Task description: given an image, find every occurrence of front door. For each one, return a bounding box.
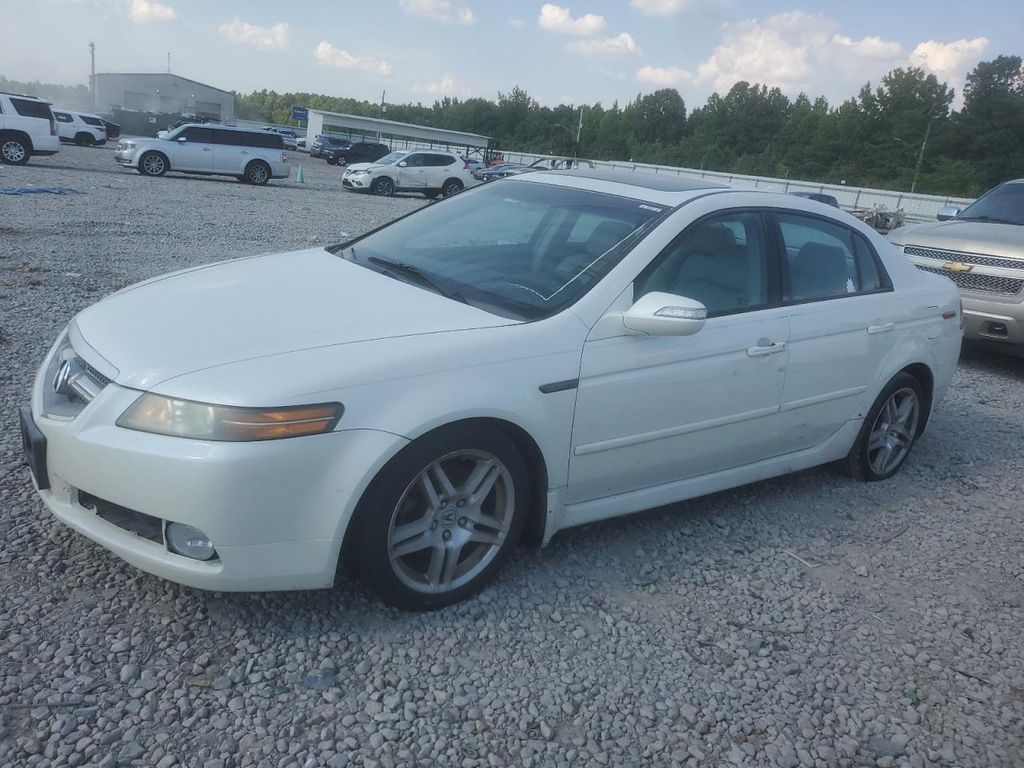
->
[396,153,428,189]
[172,126,214,171]
[567,210,790,504]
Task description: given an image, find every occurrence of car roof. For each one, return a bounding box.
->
[0,91,49,101]
[516,168,727,205]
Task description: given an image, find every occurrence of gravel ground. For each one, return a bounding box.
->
[1,145,1023,768]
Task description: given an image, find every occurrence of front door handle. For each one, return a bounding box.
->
[867,322,895,335]
[747,341,786,357]
[202,147,211,151]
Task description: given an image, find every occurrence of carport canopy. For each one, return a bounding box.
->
[305,109,492,154]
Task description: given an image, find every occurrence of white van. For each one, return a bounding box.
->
[52,109,107,146]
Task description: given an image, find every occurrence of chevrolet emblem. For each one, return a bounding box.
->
[944,262,973,273]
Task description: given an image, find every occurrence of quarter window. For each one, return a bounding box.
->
[54,112,74,123]
[776,214,885,301]
[636,212,771,317]
[10,98,52,120]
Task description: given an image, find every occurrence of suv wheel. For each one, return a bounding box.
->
[371,177,395,196]
[442,178,464,197]
[244,160,271,186]
[138,151,168,177]
[1,135,30,165]
[74,133,93,147]
[352,423,529,610]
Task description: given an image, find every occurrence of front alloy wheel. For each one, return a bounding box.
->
[843,372,923,481]
[371,177,395,196]
[353,425,529,610]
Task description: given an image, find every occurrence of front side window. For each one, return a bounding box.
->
[334,180,664,320]
[403,154,426,168]
[636,212,771,316]
[180,127,213,143]
[777,213,884,301]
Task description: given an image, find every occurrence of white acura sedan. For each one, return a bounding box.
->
[21,171,961,609]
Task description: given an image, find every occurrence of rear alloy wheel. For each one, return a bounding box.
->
[441,178,464,197]
[371,177,395,196]
[138,151,167,176]
[353,425,529,610]
[842,372,923,481]
[1,136,29,165]
[245,160,271,186]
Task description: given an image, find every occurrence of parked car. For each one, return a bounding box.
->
[21,170,960,610]
[342,149,476,198]
[0,91,60,165]
[325,141,390,167]
[52,109,107,146]
[474,163,530,182]
[791,191,841,208]
[309,135,351,159]
[888,179,1024,353]
[262,127,297,151]
[463,157,485,173]
[114,123,289,185]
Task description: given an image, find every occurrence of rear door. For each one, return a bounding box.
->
[770,211,898,452]
[423,153,457,188]
[172,126,214,171]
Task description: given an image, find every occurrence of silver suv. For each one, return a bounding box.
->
[0,91,61,165]
[114,123,290,185]
[889,179,1024,353]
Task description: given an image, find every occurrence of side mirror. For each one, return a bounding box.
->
[177,136,187,142]
[937,206,961,221]
[622,292,707,337]
[397,161,408,167]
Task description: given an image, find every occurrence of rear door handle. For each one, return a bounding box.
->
[747,341,786,357]
[867,322,895,335]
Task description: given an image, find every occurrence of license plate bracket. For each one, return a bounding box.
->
[19,406,50,490]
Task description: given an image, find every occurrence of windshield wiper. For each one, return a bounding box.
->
[366,256,468,305]
[958,215,1020,226]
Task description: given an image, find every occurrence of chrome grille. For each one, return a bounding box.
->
[905,245,1024,272]
[916,265,1024,295]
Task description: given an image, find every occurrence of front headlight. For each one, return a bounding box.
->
[117,394,343,441]
[350,170,367,176]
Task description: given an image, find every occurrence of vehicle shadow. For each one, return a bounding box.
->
[960,341,1024,379]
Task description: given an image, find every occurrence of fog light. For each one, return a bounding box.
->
[165,522,217,561]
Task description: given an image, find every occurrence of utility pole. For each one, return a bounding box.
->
[911,113,933,194]
[574,106,584,162]
[89,41,96,111]
[377,89,386,141]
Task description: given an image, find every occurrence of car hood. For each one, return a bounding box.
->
[73,248,515,390]
[889,220,1024,261]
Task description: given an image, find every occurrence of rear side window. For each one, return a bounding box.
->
[80,115,104,127]
[54,111,73,123]
[422,154,456,166]
[11,98,52,120]
[776,213,887,302]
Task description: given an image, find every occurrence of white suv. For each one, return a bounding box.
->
[53,109,107,146]
[114,123,290,185]
[0,91,60,165]
[342,149,477,198]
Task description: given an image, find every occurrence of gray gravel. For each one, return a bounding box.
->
[2,145,1023,767]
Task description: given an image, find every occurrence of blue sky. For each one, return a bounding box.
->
[4,0,1021,109]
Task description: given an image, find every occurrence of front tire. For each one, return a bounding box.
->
[138,151,168,176]
[371,177,395,196]
[441,178,464,197]
[842,372,923,481]
[74,133,92,147]
[353,424,530,610]
[244,160,271,185]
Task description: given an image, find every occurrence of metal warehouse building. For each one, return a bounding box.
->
[94,73,234,121]
[306,109,492,156]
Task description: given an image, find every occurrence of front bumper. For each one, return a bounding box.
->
[342,174,371,190]
[27,369,407,591]
[962,294,1024,347]
[114,149,137,166]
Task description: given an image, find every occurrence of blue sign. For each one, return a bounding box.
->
[291,106,309,122]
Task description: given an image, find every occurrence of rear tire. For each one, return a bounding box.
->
[138,151,168,176]
[841,372,924,481]
[0,134,30,165]
[352,424,529,610]
[244,160,271,186]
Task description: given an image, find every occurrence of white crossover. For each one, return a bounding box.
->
[21,171,962,609]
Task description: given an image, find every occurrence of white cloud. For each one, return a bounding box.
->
[413,73,471,97]
[124,0,175,23]
[566,32,641,57]
[832,34,901,59]
[218,18,289,51]
[398,0,474,25]
[313,42,391,75]
[630,0,693,15]
[910,38,989,81]
[538,4,606,36]
[636,65,695,87]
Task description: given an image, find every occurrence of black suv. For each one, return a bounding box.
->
[325,141,391,166]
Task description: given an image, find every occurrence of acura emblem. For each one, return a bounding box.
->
[944,262,973,273]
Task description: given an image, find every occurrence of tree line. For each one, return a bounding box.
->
[235,55,1024,197]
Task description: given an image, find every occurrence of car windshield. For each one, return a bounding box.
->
[958,183,1024,226]
[332,179,666,320]
[163,126,186,141]
[373,151,408,165]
